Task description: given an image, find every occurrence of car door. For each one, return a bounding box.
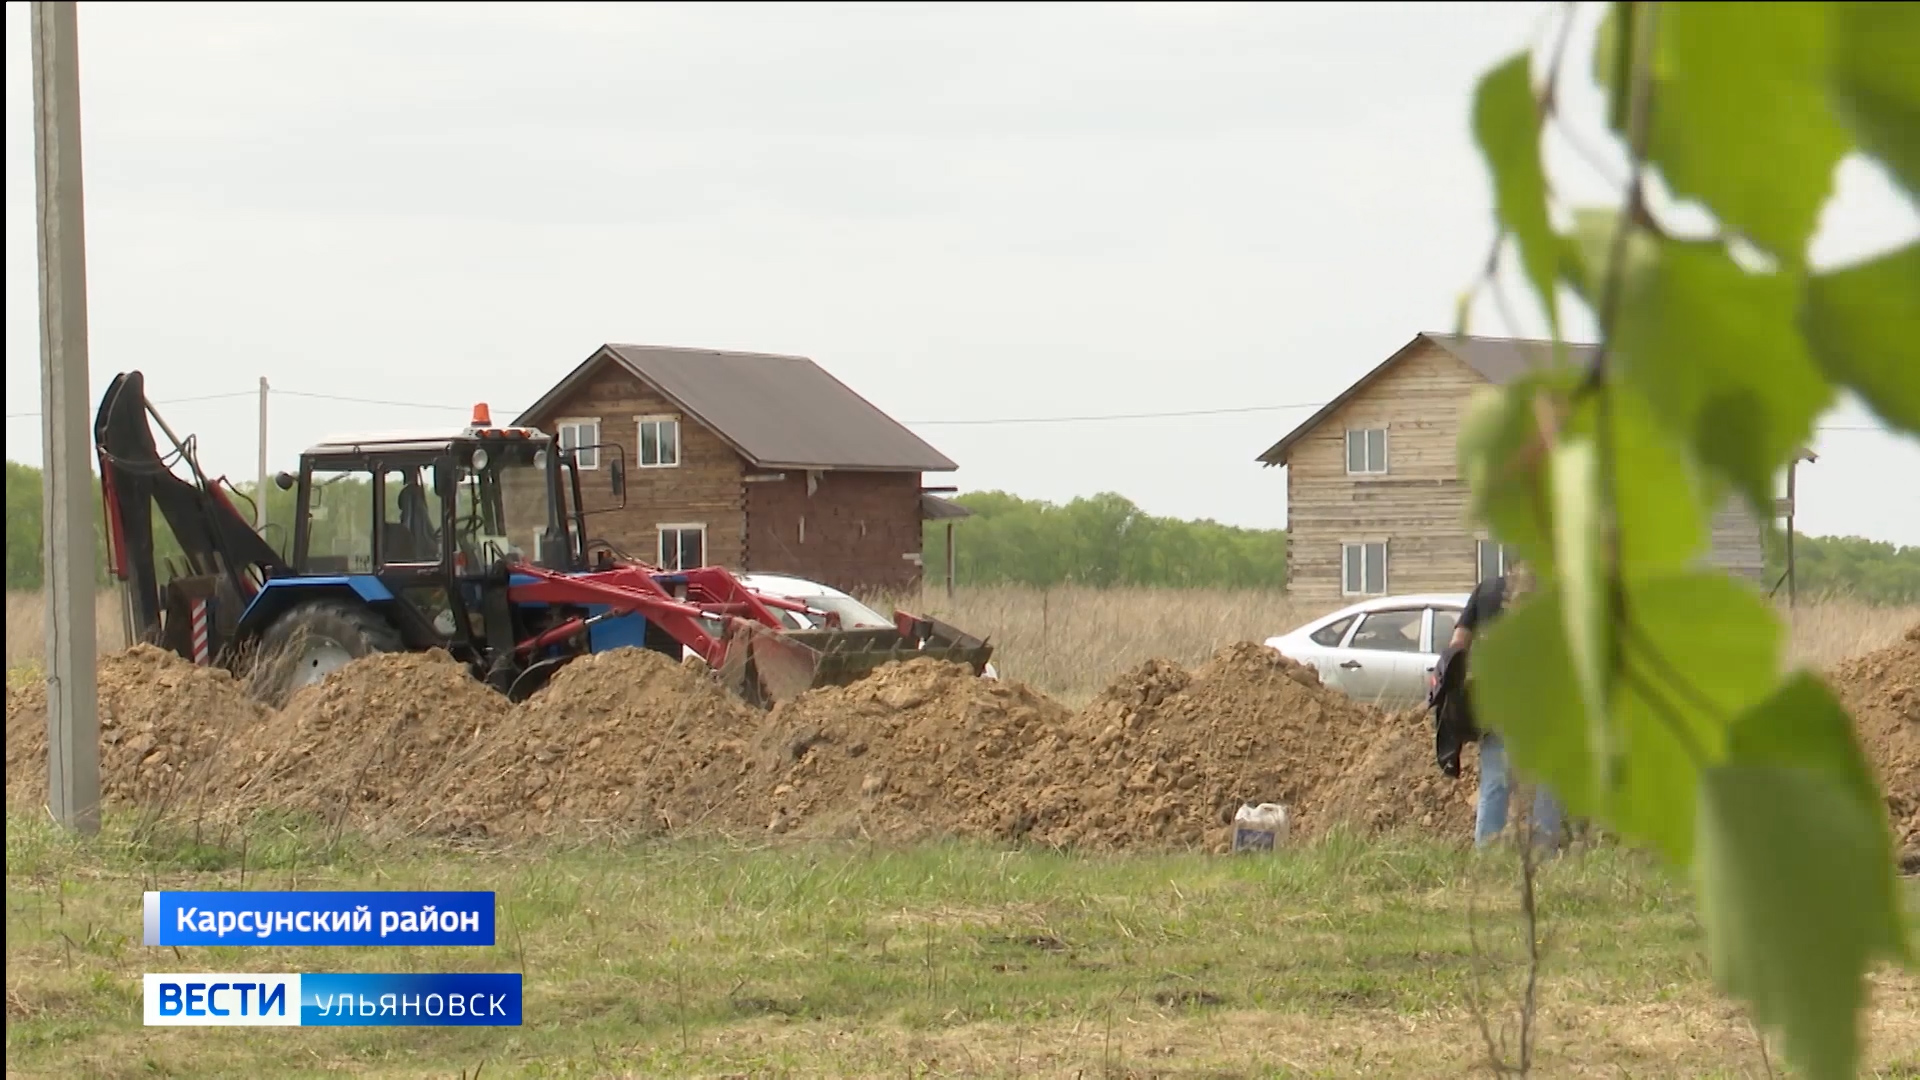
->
[1277,611,1361,685]
[1334,607,1427,706]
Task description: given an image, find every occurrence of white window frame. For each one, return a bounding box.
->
[635,414,681,469]
[1341,540,1389,597]
[1344,427,1389,475]
[1476,538,1513,583]
[656,522,707,571]
[556,417,601,470]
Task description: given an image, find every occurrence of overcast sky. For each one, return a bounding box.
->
[7,2,1917,543]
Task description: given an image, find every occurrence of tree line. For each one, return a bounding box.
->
[921,490,1290,589]
[6,460,372,590]
[8,460,1919,601]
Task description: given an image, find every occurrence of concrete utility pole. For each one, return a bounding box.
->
[257,377,270,528]
[33,0,100,833]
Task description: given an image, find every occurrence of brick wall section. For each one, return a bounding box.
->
[745,469,926,592]
[534,369,747,567]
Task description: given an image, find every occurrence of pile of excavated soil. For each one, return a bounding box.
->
[1314,710,1478,839]
[453,647,764,837]
[222,650,514,831]
[1002,643,1391,850]
[1828,623,1920,854]
[749,656,1075,841]
[5,645,268,811]
[25,628,1909,856]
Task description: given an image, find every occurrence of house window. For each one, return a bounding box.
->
[637,415,680,468]
[1345,428,1388,475]
[1477,539,1514,583]
[657,523,706,570]
[557,418,599,469]
[1342,541,1388,596]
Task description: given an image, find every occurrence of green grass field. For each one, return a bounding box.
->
[6,811,1918,1079]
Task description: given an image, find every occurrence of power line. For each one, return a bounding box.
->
[4,388,254,419]
[3,384,1905,434]
[273,388,504,412]
[901,401,1327,426]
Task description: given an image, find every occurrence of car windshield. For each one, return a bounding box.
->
[791,593,893,630]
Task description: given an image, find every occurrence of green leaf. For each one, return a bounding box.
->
[1473,570,1780,865]
[1729,673,1900,843]
[1613,240,1833,519]
[1473,52,1560,334]
[1469,586,1600,820]
[1590,3,1632,135]
[1828,2,1920,198]
[1629,3,1853,263]
[1607,384,1709,570]
[1549,438,1612,762]
[1696,763,1905,1080]
[1456,374,1583,571]
[1801,243,1920,433]
[1559,207,1660,306]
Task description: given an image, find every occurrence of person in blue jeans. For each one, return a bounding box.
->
[1449,559,1565,851]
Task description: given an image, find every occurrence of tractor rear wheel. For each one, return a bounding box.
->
[255,599,403,707]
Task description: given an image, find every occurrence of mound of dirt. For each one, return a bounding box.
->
[451,647,765,837]
[5,645,269,810]
[750,657,1074,841]
[223,649,514,831]
[1315,710,1478,838]
[1827,624,1920,852]
[1006,643,1390,850]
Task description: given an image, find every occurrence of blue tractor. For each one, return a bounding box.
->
[94,371,994,705]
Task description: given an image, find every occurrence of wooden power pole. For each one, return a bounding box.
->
[33,0,100,834]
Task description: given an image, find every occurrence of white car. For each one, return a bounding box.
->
[700,573,1000,680]
[1264,593,1469,707]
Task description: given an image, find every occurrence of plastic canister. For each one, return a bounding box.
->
[1231,803,1290,853]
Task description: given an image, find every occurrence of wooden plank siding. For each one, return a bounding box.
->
[1281,337,1770,605]
[1284,340,1485,608]
[1706,498,1766,582]
[531,368,747,568]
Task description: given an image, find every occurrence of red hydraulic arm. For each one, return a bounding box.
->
[503,561,811,666]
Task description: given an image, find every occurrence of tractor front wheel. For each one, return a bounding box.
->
[255,599,403,707]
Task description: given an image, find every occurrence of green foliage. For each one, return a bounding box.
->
[1800,244,1920,432]
[1826,3,1920,197]
[922,491,1287,589]
[5,461,47,591]
[1627,3,1849,263]
[1473,52,1562,334]
[1464,4,1917,1076]
[2,459,372,591]
[1701,674,1906,1079]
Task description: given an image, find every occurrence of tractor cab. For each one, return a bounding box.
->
[277,404,622,581]
[233,405,631,693]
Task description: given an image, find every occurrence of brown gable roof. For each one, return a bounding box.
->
[1255,331,1598,466]
[1256,332,1815,467]
[516,344,958,473]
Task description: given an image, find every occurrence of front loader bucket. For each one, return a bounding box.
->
[716,614,995,706]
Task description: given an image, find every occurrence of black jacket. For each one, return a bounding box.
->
[1429,642,1480,777]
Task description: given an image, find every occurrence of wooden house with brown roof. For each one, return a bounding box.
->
[1257,332,1806,607]
[515,344,965,590]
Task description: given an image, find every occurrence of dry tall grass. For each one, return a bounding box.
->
[5,590,130,672]
[7,586,1914,703]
